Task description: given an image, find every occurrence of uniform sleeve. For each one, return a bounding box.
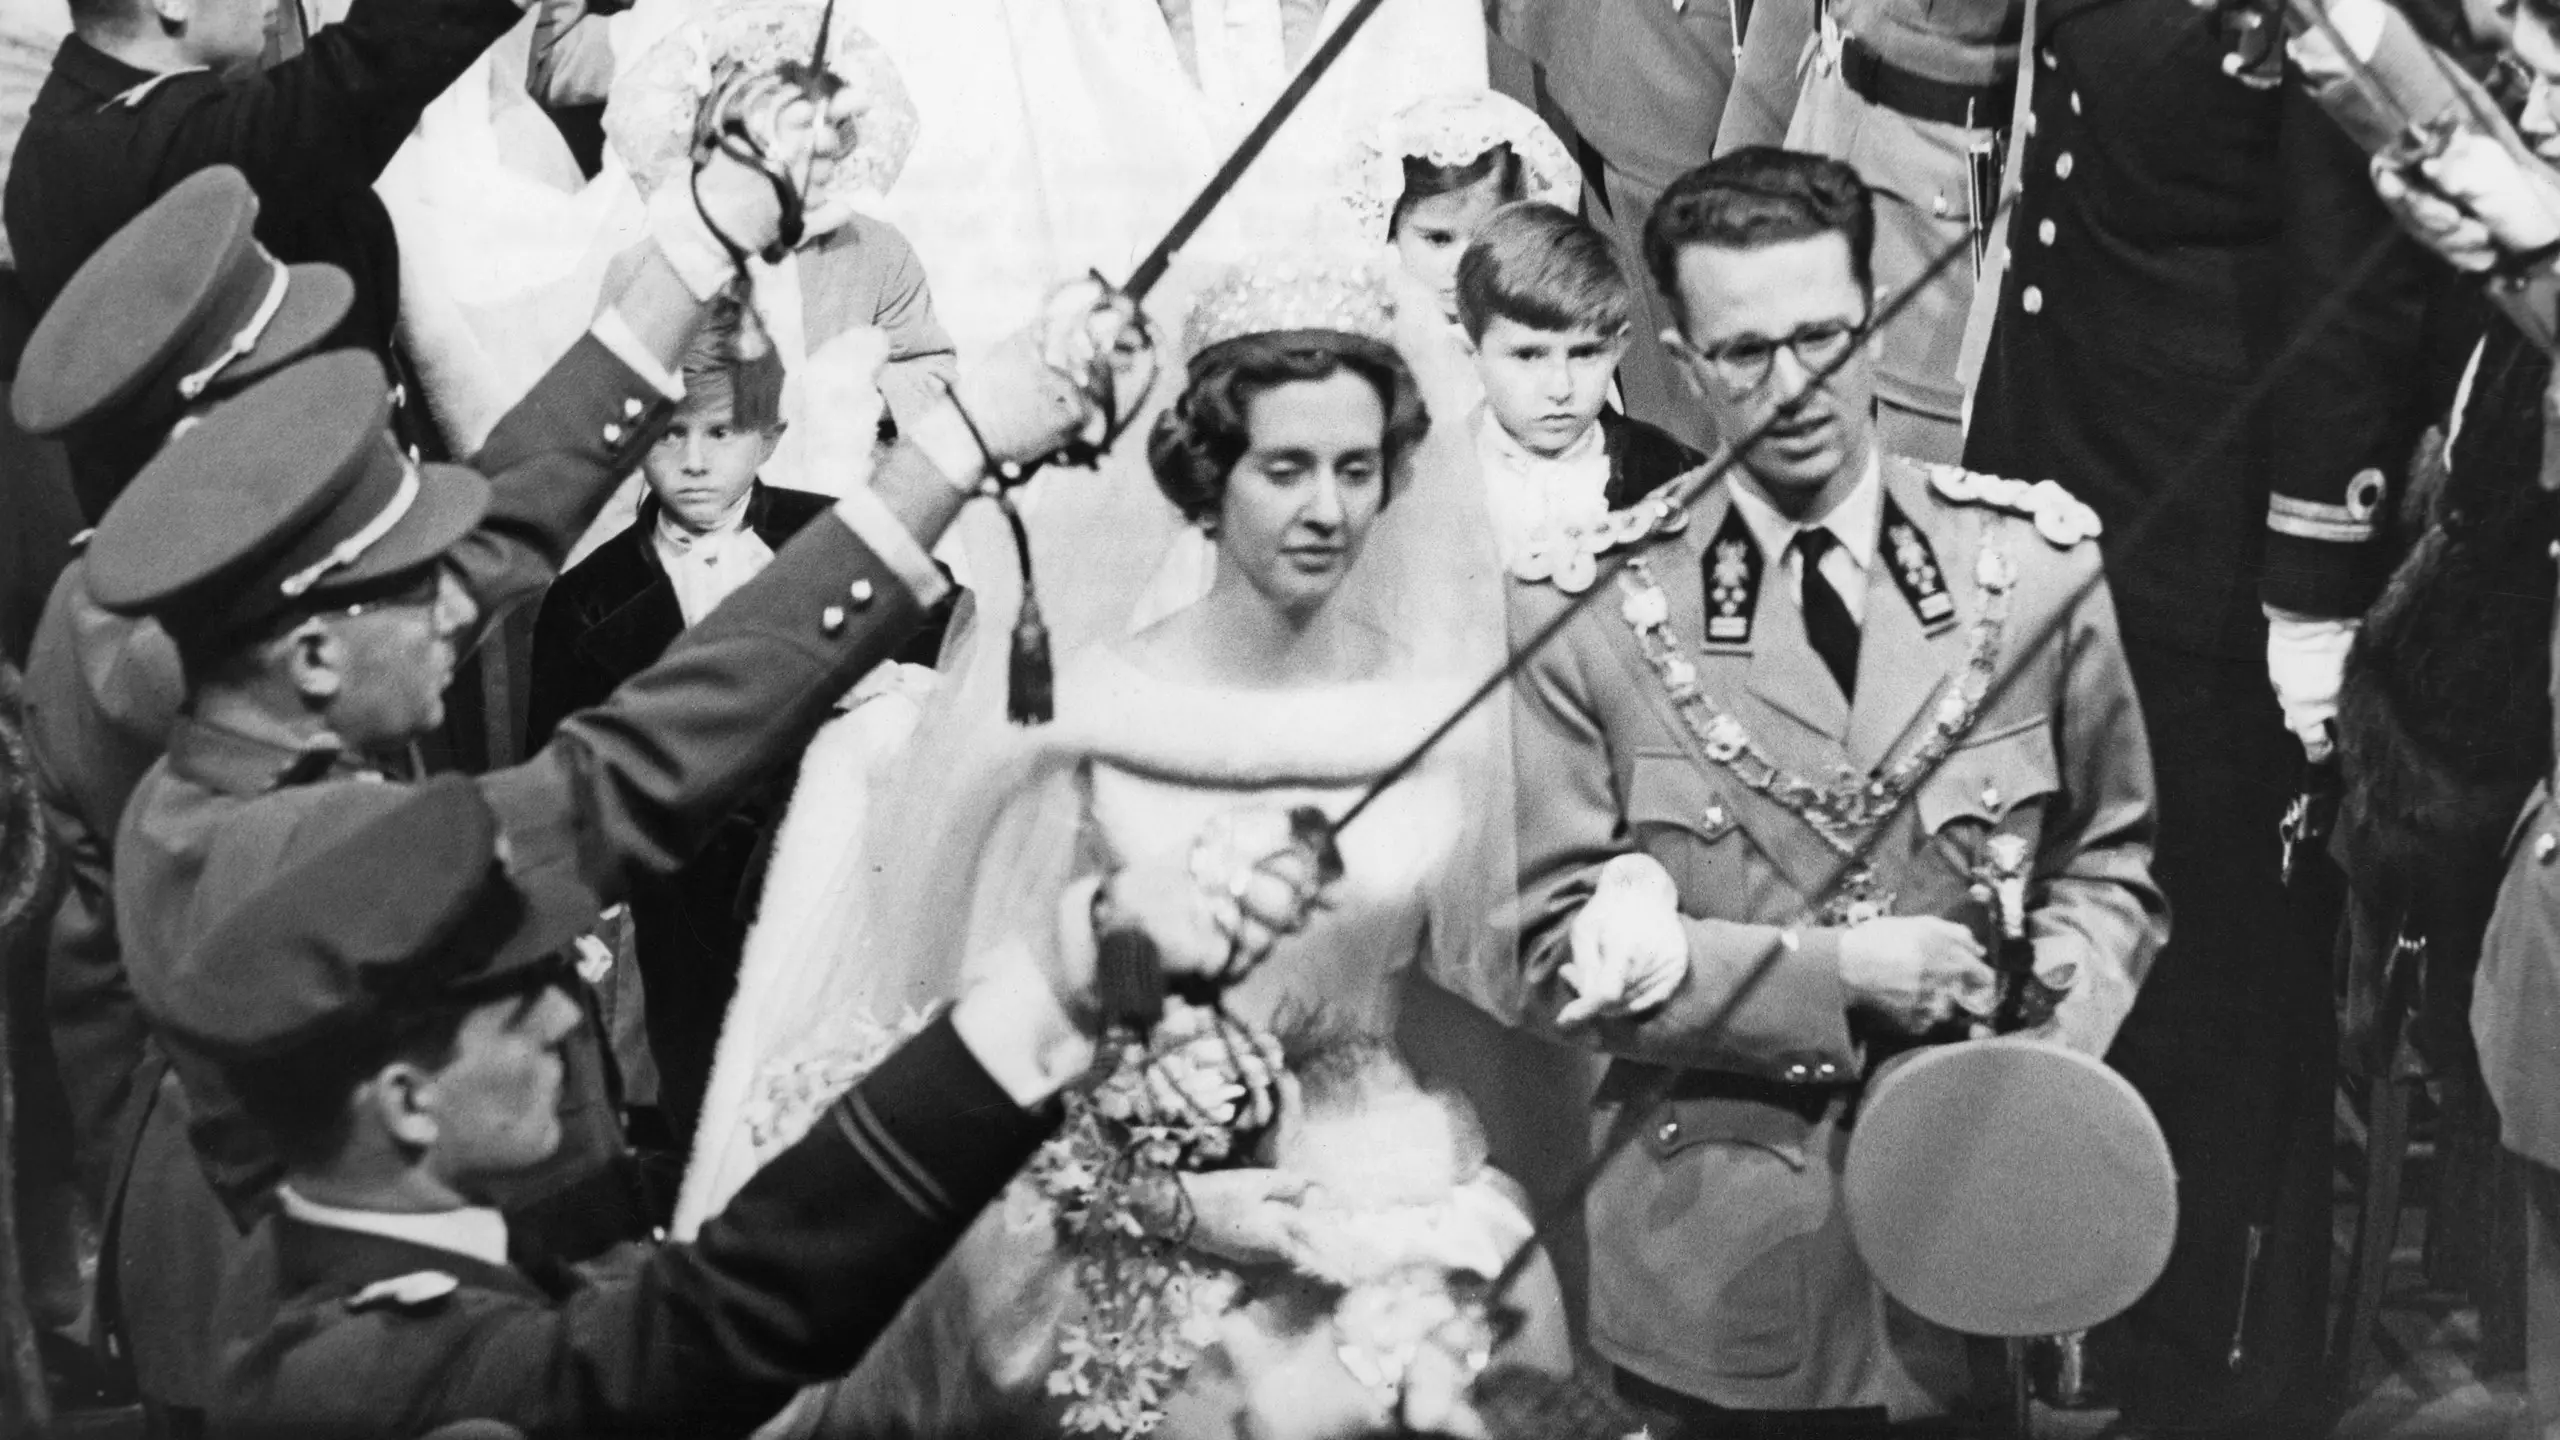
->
[335,1012,1057,1434]
[442,333,678,640]
[2262,81,2437,619]
[39,794,143,1208]
[147,0,524,197]
[477,475,938,899]
[1509,605,1860,1075]
[2026,567,2168,1056]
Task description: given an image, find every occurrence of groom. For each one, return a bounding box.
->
[1507,149,2166,1433]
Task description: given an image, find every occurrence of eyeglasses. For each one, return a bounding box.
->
[1691,316,1869,393]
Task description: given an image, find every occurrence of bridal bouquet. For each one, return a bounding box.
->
[1031,1001,1283,1437]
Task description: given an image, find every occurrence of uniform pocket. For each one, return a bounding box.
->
[1915,717,2061,835]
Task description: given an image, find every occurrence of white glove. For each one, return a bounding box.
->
[1559,854,1688,1026]
[2374,132,2560,273]
[2266,610,2359,763]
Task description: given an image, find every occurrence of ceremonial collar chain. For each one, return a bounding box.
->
[1614,541,2018,856]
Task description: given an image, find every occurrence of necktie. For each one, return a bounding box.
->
[1794,527,1860,702]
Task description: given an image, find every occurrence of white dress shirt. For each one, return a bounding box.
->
[1475,408,1614,565]
[653,491,777,627]
[278,1184,510,1268]
[1727,448,1883,624]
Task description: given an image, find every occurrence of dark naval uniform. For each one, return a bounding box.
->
[1510,455,2163,1419]
[2,0,519,390]
[1961,0,2435,1420]
[144,776,1057,1440]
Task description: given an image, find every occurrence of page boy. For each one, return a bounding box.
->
[1458,201,1704,567]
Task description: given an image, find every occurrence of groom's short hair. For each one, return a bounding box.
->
[1642,148,1876,328]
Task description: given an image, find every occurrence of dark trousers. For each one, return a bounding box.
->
[2100,639,2334,1432]
[1614,1367,1976,1440]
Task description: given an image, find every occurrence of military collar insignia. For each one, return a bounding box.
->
[1925,464,2102,549]
[1879,497,1956,635]
[1615,539,2020,856]
[1700,507,1761,649]
[1508,475,1693,594]
[345,1270,460,1314]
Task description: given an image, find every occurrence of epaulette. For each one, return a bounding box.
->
[1509,476,1693,595]
[345,1271,461,1315]
[1924,464,2102,549]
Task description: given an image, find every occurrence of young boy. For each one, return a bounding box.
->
[528,301,941,1148]
[1457,202,1703,566]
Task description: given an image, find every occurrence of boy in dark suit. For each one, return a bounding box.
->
[528,302,913,1144]
[1457,201,1702,574]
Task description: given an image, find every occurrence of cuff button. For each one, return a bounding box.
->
[821,604,848,636]
[1655,1118,1681,1146]
[849,578,876,607]
[602,423,625,444]
[623,397,646,419]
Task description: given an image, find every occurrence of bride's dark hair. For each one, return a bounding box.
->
[1148,330,1431,525]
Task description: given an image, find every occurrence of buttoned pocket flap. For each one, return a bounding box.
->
[1916,718,2060,834]
[1646,1095,1815,1170]
[1630,752,1742,842]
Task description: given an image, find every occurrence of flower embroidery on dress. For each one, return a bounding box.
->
[1614,543,2018,855]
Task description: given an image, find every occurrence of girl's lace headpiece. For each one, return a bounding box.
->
[604,0,920,217]
[1337,88,1579,246]
[1184,255,1399,356]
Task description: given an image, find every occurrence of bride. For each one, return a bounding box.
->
[683,254,1569,1437]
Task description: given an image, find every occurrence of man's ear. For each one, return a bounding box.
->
[280,617,343,709]
[148,0,192,33]
[369,1064,440,1153]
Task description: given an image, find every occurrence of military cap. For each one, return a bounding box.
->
[155,776,596,1067]
[84,352,490,643]
[13,166,353,440]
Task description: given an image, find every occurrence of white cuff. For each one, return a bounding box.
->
[644,181,741,305]
[587,310,684,402]
[830,484,952,609]
[2288,0,2387,75]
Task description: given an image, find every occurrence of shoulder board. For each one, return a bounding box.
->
[1509,474,1695,595]
[345,1271,461,1315]
[1924,464,2102,549]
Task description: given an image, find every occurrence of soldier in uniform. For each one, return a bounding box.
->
[1962,0,2439,1424]
[14,167,350,1221]
[3,0,527,495]
[155,774,1321,1439]
[1507,149,2164,1435]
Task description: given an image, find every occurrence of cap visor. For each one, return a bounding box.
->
[229,264,354,387]
[323,462,492,592]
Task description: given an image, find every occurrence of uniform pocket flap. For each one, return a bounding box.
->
[1916,718,2061,833]
[1646,1095,1815,1170]
[1629,751,1742,842]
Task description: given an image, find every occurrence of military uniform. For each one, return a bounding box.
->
[13,167,353,1213]
[1510,454,2163,1420]
[146,776,1059,1440]
[1961,2,2436,1418]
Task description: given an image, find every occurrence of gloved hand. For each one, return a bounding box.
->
[1558,854,1687,1026]
[2373,131,2560,272]
[953,275,1157,471]
[2266,610,2359,762]
[650,80,867,298]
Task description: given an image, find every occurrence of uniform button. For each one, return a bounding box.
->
[2022,286,2044,314]
[603,423,624,444]
[2037,219,2056,245]
[1815,1062,1841,1080]
[2070,91,2084,114]
[848,578,876,607]
[1703,803,1728,829]
[2055,152,2074,179]
[622,397,646,419]
[1784,1062,1811,1082]
[1656,1119,1682,1146]
[821,605,848,635]
[2040,46,2057,69]
[1933,192,1953,218]
[2538,833,2558,863]
[1982,782,2002,810]
[2026,111,2039,137]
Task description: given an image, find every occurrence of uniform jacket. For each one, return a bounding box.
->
[91,330,691,1406]
[1509,454,2164,1410]
[1962,0,2436,650]
[3,0,519,363]
[524,480,830,1133]
[208,1011,1055,1439]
